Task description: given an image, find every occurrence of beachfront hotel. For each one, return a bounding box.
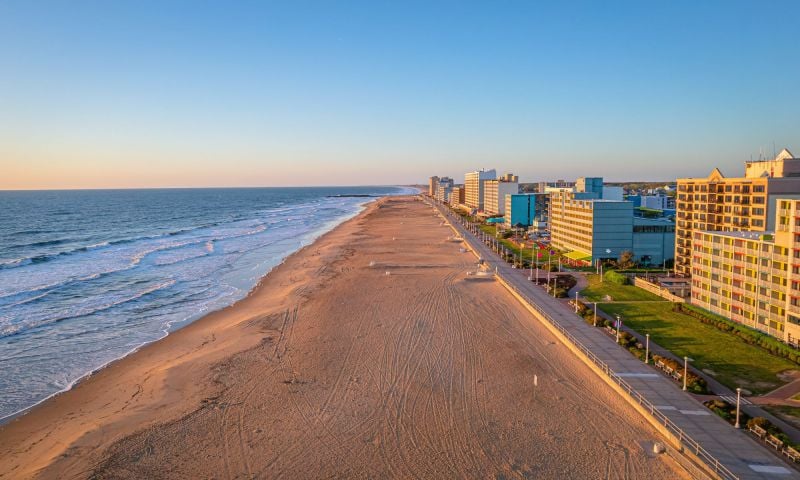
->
[464,169,497,211]
[675,149,800,276]
[483,173,519,216]
[549,178,675,266]
[435,177,454,203]
[690,198,800,345]
[504,193,547,228]
[449,185,465,207]
[428,176,439,196]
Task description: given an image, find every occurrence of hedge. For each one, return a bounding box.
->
[675,303,800,365]
[745,416,799,450]
[704,399,750,425]
[603,270,629,285]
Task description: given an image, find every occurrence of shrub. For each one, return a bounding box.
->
[604,270,629,285]
[618,331,637,348]
[652,354,708,394]
[703,399,749,424]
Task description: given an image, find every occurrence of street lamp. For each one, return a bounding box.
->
[575,291,579,313]
[682,356,691,391]
[645,333,650,364]
[735,387,742,429]
[593,302,598,327]
[615,314,621,343]
[527,242,534,281]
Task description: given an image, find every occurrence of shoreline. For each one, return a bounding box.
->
[0,196,378,427]
[0,194,678,480]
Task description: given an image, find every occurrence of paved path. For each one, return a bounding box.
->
[591,306,800,445]
[761,377,800,403]
[432,200,799,480]
[566,271,588,298]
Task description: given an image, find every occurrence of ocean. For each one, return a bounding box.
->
[0,186,411,421]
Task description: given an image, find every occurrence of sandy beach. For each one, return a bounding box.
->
[0,195,682,479]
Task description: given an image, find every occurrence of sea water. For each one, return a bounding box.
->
[0,186,411,421]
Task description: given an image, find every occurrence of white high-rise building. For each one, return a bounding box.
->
[464,169,496,210]
[483,176,519,215]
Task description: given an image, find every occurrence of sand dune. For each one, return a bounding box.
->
[0,196,681,479]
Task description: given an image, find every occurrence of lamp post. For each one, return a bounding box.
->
[645,333,650,364]
[575,291,579,313]
[734,387,743,429]
[682,356,690,391]
[552,276,557,297]
[547,254,551,282]
[615,314,621,343]
[528,243,534,281]
[593,302,598,327]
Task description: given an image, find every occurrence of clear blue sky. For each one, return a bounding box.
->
[1,1,798,188]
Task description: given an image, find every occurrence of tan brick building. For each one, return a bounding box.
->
[690,198,800,345]
[675,149,800,276]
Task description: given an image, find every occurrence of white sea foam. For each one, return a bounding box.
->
[0,187,402,421]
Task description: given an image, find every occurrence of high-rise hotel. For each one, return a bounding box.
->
[678,148,800,345]
[675,149,800,276]
[464,169,496,211]
[691,199,800,345]
[483,173,519,215]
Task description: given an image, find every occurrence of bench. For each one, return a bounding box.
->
[785,446,800,463]
[767,434,784,450]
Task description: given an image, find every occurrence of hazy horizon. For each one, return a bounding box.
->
[2,1,798,189]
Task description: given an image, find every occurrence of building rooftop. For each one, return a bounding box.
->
[680,148,800,181]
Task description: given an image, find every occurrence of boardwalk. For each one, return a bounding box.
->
[433,199,799,480]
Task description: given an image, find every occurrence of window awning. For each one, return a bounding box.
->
[563,251,592,262]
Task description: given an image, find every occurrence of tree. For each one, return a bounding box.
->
[618,250,635,269]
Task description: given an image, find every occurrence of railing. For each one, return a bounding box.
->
[425,198,738,480]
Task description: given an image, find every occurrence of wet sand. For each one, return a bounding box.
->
[0,196,682,479]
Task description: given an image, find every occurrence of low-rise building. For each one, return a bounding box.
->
[690,198,800,345]
[549,178,675,265]
[504,193,547,228]
[628,195,675,211]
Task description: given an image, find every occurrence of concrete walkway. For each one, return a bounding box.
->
[433,200,799,480]
[590,306,800,445]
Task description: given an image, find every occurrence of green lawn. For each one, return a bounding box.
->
[595,301,797,394]
[580,274,664,302]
